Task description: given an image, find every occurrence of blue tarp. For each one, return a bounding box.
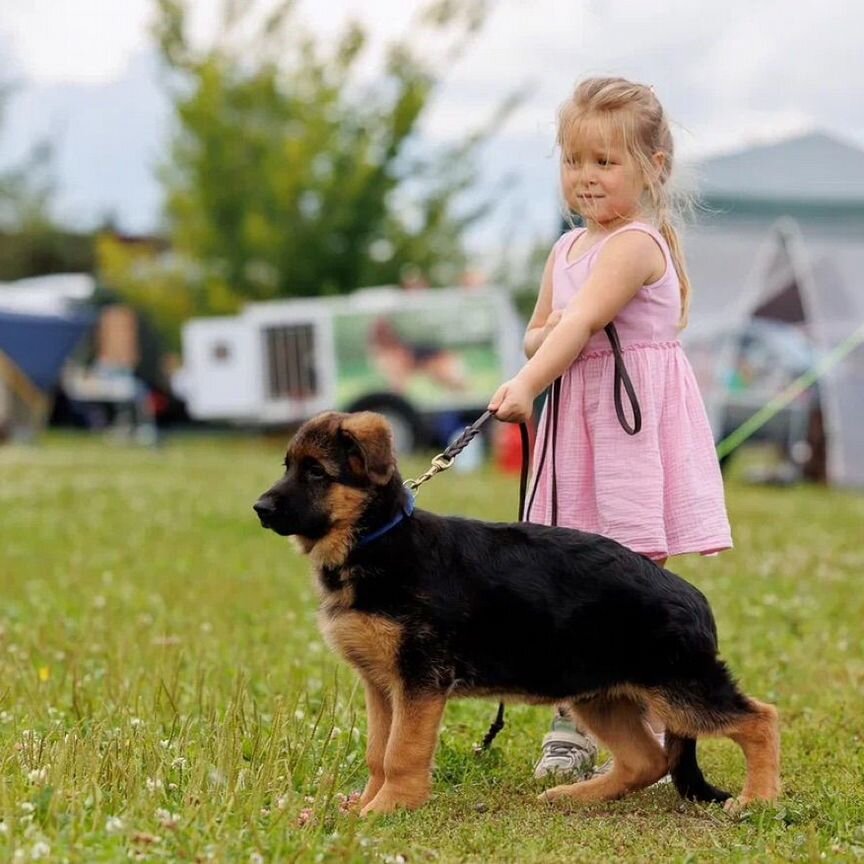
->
[0,309,94,393]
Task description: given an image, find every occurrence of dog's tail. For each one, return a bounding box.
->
[666,733,731,803]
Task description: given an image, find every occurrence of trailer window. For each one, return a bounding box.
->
[264,324,318,400]
[211,341,232,362]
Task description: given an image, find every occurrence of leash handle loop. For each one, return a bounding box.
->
[604,322,642,436]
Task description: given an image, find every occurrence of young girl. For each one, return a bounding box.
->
[488,77,732,781]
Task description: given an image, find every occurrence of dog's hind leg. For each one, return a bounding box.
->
[541,696,667,804]
[718,699,780,812]
[649,670,780,810]
[358,681,393,809]
[360,690,447,815]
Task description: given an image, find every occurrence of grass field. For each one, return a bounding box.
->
[1,433,863,863]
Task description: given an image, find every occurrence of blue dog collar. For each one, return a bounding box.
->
[355,490,416,548]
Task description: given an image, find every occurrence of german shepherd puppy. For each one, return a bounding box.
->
[253,411,780,816]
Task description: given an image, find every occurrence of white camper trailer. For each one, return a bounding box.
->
[181,286,523,450]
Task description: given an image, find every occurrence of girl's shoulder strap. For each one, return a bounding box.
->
[598,220,673,277]
[606,220,665,246]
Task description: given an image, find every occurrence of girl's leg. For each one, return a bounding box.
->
[646,556,668,742]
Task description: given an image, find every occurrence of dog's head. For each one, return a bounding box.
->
[253,411,399,566]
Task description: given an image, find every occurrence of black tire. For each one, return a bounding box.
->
[345,393,424,454]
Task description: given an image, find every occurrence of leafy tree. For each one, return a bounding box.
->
[144,0,514,315]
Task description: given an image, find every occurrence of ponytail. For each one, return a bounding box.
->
[658,217,690,329]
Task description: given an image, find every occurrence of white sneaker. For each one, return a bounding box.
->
[533,726,598,780]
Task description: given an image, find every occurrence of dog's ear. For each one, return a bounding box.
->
[339,412,396,485]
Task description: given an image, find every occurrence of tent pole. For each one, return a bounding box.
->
[0,349,50,431]
[716,320,864,460]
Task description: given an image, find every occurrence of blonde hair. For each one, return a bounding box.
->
[557,77,692,327]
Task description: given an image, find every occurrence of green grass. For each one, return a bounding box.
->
[1,433,863,863]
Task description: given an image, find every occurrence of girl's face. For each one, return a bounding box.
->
[559,119,646,229]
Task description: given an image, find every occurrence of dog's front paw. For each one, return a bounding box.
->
[359,784,429,816]
[357,776,385,810]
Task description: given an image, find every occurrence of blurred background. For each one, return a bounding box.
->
[1,0,863,488]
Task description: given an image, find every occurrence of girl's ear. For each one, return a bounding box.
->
[651,151,667,181]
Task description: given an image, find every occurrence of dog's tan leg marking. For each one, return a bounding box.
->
[721,699,780,812]
[360,691,446,815]
[542,697,667,804]
[358,681,393,809]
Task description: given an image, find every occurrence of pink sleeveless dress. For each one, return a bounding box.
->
[527,221,732,561]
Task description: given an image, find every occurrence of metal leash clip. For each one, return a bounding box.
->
[403,410,494,493]
[403,453,455,492]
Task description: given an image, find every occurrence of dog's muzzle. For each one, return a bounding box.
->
[253,497,277,529]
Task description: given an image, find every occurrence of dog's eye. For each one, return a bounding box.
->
[305,462,329,481]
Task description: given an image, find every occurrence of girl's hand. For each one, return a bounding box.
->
[488,376,535,424]
[542,309,563,336]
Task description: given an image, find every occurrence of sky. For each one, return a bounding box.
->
[1,0,862,255]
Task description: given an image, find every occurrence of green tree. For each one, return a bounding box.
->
[150,0,514,312]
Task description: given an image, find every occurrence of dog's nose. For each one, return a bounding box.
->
[253,498,275,526]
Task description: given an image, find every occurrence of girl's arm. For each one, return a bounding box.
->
[490,231,665,421]
[523,248,557,359]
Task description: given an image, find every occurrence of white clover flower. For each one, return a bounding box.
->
[106,816,125,834]
[171,757,187,770]
[155,809,180,829]
[129,717,144,729]
[27,768,48,785]
[145,777,163,792]
[31,841,51,860]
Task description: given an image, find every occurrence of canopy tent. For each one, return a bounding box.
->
[0,273,96,315]
[0,309,94,442]
[681,219,864,488]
